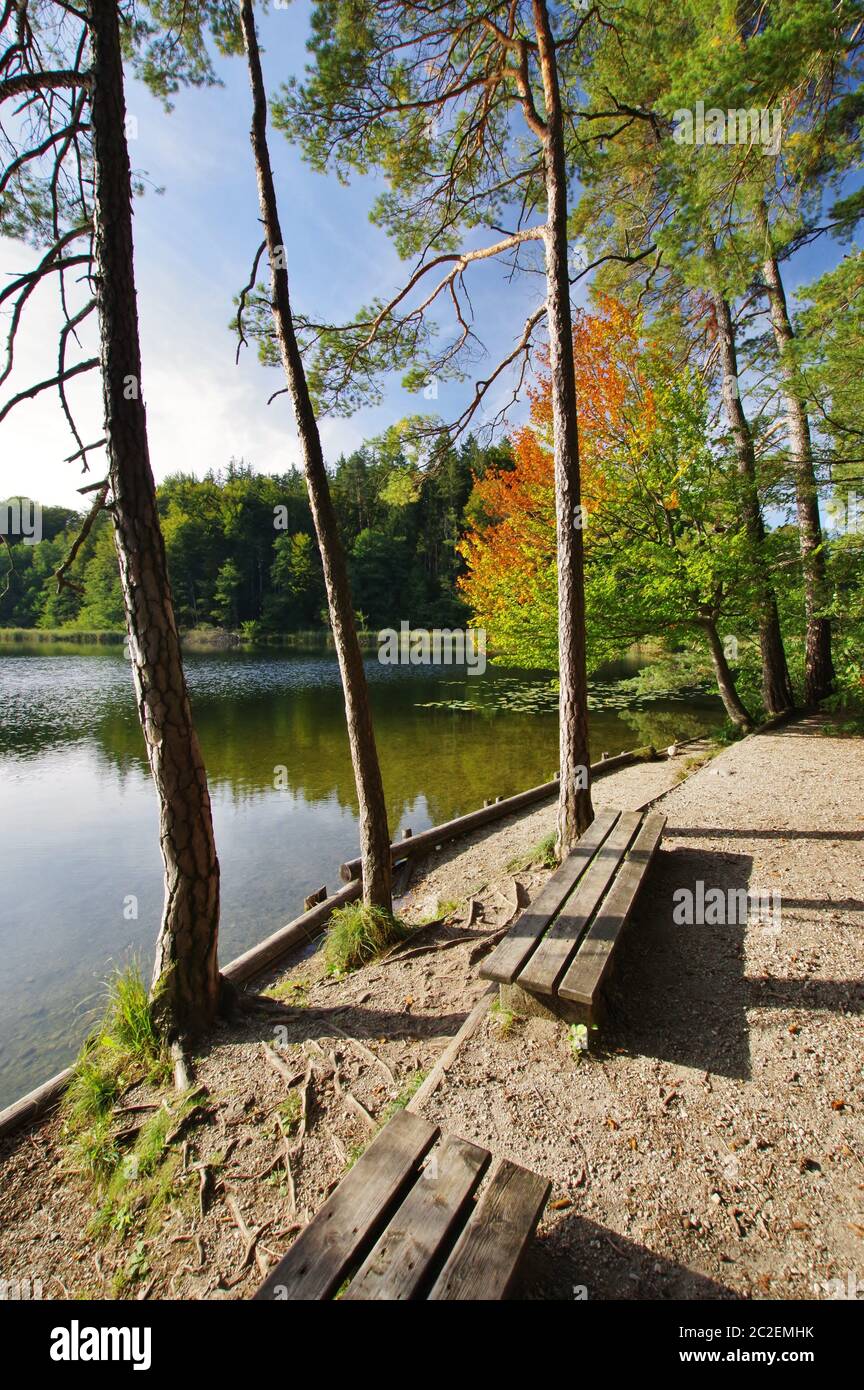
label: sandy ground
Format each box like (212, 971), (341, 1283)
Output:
(0, 722), (860, 1301)
(418, 717), (864, 1300)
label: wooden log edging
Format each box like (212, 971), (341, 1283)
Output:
(0, 1064), (75, 1145)
(407, 984), (497, 1114)
(220, 878), (362, 986)
(338, 746), (649, 883)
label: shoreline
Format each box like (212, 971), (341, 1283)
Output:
(0, 742), (682, 1140)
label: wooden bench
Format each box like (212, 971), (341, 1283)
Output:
(253, 1108), (550, 1301)
(480, 808), (666, 1030)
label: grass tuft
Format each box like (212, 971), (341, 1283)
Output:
(62, 965), (171, 1199)
(324, 903), (410, 975)
(66, 1112), (121, 1181)
(278, 1091), (303, 1132)
(97, 966), (163, 1065)
(64, 965), (166, 1133)
(382, 1070), (425, 1122)
(490, 996), (522, 1038)
(64, 1051), (122, 1130)
(264, 977), (309, 1006)
(507, 832), (558, 874)
(88, 1093), (206, 1240)
(60, 965), (213, 1256)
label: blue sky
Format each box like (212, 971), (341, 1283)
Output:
(1, 1), (541, 511)
(0, 1), (855, 511)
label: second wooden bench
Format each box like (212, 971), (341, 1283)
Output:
(253, 1108), (550, 1301)
(480, 808), (666, 1031)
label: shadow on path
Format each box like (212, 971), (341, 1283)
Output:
(598, 844), (859, 1078)
(667, 825), (863, 843)
(523, 1211), (741, 1300)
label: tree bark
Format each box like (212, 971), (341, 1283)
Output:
(87, 0), (221, 1035)
(758, 214), (834, 705)
(710, 284), (794, 714)
(532, 0), (593, 854)
(701, 619), (753, 730)
(240, 0), (392, 911)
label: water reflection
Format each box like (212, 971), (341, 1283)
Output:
(0, 645), (721, 1105)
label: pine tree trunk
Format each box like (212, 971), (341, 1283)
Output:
(533, 0), (593, 854)
(710, 287), (794, 714)
(240, 0), (392, 911)
(87, 0), (221, 1035)
(702, 620), (753, 730)
(759, 222), (834, 705)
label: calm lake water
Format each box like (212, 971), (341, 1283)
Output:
(0, 644), (722, 1106)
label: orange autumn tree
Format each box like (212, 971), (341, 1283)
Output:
(460, 296), (759, 729)
(459, 297), (647, 667)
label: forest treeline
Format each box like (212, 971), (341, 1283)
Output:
(0, 433), (512, 636)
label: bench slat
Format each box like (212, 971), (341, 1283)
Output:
(341, 1135), (491, 1301)
(517, 810), (643, 997)
(479, 811), (620, 984)
(559, 812), (666, 1006)
(253, 1108), (438, 1300)
(427, 1159), (551, 1301)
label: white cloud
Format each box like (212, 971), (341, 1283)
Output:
(0, 228), (381, 510)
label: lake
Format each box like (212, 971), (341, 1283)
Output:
(0, 643), (723, 1107)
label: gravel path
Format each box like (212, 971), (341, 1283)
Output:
(417, 717), (864, 1300)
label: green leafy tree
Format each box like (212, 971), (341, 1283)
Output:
(212, 557), (244, 627)
(461, 302), (755, 726)
(349, 529), (415, 631)
(265, 531), (324, 630)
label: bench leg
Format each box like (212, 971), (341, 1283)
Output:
(498, 983), (605, 1038)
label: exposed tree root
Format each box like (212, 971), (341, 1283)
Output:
(170, 1039), (193, 1093)
(225, 1191), (270, 1279)
(331, 1052), (376, 1133)
(258, 1041), (305, 1086)
(327, 1026), (396, 1088)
